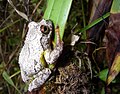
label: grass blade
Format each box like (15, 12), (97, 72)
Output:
(2, 71), (22, 94)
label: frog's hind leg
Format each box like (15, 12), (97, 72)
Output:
(28, 68), (51, 92)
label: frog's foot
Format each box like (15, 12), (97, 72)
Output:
(28, 68), (51, 92)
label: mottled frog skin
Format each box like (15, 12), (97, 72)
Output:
(18, 19), (63, 91)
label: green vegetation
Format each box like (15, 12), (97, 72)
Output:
(0, 0), (120, 94)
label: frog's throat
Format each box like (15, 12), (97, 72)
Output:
(40, 51), (47, 67)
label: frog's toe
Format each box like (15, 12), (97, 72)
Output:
(28, 77), (44, 91)
(28, 83), (37, 92)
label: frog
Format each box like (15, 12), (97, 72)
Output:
(18, 19), (63, 92)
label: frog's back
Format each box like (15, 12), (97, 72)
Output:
(19, 26), (44, 75)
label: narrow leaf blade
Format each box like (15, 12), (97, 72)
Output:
(43, 0), (73, 39)
(79, 12), (110, 33)
(2, 71), (21, 94)
(2, 71), (15, 87)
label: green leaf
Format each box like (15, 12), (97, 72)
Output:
(10, 70), (21, 78)
(78, 12), (110, 33)
(2, 71), (15, 86)
(101, 87), (105, 94)
(43, 0), (73, 39)
(99, 69), (108, 82)
(2, 71), (22, 94)
(111, 0), (120, 13)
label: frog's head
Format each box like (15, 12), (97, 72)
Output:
(28, 21), (38, 29)
(39, 19), (54, 49)
(39, 19), (53, 35)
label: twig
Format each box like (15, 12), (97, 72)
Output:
(30, 0), (43, 20)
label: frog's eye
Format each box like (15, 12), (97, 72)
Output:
(40, 25), (50, 34)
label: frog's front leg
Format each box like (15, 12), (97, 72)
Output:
(44, 25), (63, 66)
(28, 68), (51, 91)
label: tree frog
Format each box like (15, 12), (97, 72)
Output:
(18, 19), (63, 91)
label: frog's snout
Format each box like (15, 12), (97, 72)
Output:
(28, 21), (38, 29)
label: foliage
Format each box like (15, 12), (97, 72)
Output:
(2, 71), (21, 94)
(0, 0), (120, 94)
(106, 0), (120, 85)
(43, 0), (72, 39)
